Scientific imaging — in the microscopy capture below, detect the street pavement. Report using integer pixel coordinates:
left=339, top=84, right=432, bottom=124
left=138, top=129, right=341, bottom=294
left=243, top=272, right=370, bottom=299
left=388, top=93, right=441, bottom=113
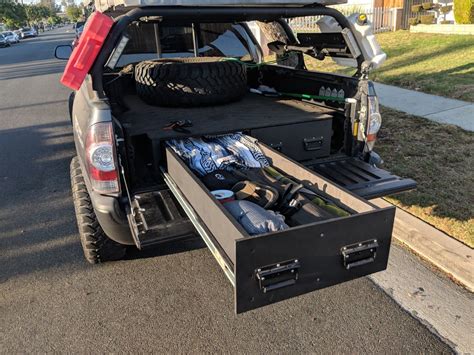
left=0, top=28, right=452, bottom=353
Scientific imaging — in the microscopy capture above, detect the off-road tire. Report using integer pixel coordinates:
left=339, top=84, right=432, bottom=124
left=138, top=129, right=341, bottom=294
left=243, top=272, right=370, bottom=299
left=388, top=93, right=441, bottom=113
left=134, top=57, right=247, bottom=107
left=70, top=156, right=127, bottom=264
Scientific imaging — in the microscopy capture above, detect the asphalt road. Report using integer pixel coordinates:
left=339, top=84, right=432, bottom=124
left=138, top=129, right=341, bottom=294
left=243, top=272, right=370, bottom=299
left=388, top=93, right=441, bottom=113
left=0, top=28, right=452, bottom=353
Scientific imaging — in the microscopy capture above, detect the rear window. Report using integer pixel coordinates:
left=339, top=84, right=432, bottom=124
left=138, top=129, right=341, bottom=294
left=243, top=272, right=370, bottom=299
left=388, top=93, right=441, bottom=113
left=121, top=22, right=256, bottom=62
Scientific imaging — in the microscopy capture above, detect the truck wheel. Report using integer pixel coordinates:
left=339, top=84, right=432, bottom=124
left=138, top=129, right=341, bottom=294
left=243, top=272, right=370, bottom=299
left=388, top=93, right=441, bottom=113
left=70, top=157, right=127, bottom=264
left=134, top=57, right=247, bottom=107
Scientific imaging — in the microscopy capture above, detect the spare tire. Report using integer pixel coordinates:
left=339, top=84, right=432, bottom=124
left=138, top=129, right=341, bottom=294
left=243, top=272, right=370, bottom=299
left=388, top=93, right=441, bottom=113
left=134, top=57, right=247, bottom=107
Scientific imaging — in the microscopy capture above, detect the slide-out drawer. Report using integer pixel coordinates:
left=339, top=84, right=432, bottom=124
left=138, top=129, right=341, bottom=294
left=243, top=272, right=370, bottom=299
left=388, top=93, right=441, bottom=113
left=164, top=144, right=395, bottom=313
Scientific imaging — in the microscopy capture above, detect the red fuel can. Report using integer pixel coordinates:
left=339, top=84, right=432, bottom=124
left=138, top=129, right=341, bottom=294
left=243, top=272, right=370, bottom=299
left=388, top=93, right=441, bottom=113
left=60, top=11, right=114, bottom=90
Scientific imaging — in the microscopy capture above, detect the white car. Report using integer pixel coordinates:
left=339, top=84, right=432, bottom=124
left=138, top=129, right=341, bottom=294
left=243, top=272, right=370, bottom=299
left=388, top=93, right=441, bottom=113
left=2, top=31, right=20, bottom=44
left=19, top=27, right=37, bottom=38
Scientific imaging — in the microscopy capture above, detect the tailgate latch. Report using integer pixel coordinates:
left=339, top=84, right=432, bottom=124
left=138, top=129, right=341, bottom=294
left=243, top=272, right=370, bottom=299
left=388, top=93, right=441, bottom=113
left=341, top=239, right=378, bottom=269
left=255, top=259, right=300, bottom=293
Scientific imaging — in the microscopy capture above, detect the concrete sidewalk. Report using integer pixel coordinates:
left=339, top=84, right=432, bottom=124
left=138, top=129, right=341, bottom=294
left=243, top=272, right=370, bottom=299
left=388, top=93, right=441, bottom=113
left=375, top=83, right=474, bottom=132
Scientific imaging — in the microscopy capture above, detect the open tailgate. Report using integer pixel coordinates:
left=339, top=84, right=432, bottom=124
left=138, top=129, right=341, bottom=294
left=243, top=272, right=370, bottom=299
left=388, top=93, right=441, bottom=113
left=309, top=157, right=416, bottom=200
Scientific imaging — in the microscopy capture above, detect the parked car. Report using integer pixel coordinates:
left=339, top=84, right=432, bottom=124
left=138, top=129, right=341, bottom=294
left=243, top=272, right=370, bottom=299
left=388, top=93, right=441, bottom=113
left=0, top=33, right=11, bottom=47
left=19, top=27, right=37, bottom=38
left=56, top=1, right=416, bottom=314
left=2, top=31, right=20, bottom=44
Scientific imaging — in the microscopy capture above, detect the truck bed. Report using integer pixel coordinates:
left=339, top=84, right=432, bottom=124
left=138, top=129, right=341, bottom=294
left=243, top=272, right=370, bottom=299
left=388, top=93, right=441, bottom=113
left=119, top=93, right=336, bottom=141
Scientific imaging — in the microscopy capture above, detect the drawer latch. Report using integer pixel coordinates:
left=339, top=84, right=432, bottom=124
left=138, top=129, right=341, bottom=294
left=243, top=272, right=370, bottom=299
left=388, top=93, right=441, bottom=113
left=341, top=239, right=378, bottom=270
left=255, top=259, right=300, bottom=293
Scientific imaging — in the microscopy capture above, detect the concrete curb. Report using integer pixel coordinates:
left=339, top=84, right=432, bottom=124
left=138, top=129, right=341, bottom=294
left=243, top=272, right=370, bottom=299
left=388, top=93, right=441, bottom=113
left=372, top=198, right=474, bottom=292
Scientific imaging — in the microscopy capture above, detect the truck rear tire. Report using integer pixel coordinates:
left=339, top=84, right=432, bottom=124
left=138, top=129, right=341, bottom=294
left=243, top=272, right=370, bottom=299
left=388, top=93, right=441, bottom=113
left=134, top=57, right=247, bottom=107
left=70, top=157, right=127, bottom=264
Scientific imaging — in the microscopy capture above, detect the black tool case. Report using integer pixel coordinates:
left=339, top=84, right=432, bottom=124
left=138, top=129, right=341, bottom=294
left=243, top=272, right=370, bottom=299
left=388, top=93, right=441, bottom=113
left=163, top=142, right=396, bottom=314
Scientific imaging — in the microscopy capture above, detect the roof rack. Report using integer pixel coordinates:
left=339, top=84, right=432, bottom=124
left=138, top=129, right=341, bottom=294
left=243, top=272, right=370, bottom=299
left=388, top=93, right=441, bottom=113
left=88, top=0, right=347, bottom=14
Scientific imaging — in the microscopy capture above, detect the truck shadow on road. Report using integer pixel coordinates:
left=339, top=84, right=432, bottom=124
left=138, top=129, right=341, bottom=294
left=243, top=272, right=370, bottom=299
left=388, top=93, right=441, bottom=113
left=0, top=120, right=84, bottom=282
left=125, top=236, right=206, bottom=261
left=0, top=119, right=207, bottom=282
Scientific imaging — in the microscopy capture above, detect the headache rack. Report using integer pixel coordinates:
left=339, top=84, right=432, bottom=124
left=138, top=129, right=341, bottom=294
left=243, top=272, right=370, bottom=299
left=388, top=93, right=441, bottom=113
left=87, top=0, right=347, bottom=13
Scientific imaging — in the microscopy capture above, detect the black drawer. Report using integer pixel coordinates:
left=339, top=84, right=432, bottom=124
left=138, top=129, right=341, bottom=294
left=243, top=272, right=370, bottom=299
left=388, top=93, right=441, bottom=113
left=251, top=120, right=332, bottom=161
left=164, top=143, right=395, bottom=313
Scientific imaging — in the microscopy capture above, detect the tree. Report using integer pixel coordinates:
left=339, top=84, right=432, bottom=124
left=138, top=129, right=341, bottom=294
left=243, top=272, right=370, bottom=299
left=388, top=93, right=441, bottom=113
left=454, top=0, right=474, bottom=23
left=65, top=4, right=82, bottom=22
left=40, top=0, right=55, bottom=12
left=0, top=1, right=27, bottom=29
left=47, top=14, right=62, bottom=25
left=25, top=4, right=51, bottom=25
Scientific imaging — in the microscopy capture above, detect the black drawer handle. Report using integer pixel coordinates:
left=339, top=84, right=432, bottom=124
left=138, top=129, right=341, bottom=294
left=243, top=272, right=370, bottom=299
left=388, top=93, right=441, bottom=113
left=341, top=240, right=378, bottom=270
left=303, top=137, right=323, bottom=151
left=255, top=259, right=300, bottom=293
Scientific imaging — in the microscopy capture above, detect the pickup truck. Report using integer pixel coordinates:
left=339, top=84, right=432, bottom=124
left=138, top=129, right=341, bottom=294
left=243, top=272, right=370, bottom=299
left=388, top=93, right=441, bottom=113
left=55, top=0, right=416, bottom=313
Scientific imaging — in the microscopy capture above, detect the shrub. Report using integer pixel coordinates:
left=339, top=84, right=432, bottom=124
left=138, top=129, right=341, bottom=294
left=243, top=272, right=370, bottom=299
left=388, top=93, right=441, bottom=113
left=412, top=4, right=423, bottom=12
left=422, top=2, right=434, bottom=9
left=409, top=17, right=420, bottom=25
left=420, top=14, right=436, bottom=23
left=454, top=0, right=474, bottom=23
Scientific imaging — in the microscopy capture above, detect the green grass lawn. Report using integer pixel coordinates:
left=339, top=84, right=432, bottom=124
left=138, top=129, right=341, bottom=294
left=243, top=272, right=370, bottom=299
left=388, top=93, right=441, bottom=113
left=377, top=107, right=474, bottom=247
left=306, top=31, right=474, bottom=102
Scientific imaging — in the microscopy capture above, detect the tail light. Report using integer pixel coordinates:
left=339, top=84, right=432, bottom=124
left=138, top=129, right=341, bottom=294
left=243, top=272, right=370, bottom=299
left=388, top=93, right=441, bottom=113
left=365, top=95, right=382, bottom=151
left=85, top=122, right=120, bottom=194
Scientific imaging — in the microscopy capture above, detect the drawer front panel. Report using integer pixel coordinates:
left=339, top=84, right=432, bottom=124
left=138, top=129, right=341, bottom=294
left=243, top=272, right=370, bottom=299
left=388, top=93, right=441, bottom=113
left=235, top=207, right=395, bottom=313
